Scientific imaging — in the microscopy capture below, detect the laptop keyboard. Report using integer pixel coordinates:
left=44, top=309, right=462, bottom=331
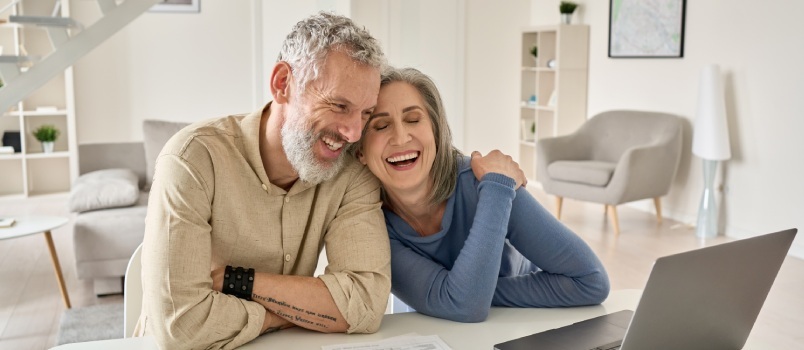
left=590, top=339, right=623, bottom=350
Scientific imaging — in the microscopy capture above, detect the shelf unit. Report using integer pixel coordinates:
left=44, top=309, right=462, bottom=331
left=0, top=0, right=77, bottom=198
left=519, top=25, right=589, bottom=183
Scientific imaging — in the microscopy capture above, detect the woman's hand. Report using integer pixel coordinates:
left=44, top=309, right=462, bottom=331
left=470, top=150, right=527, bottom=189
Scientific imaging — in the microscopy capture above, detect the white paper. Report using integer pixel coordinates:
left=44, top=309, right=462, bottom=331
left=322, top=334, right=452, bottom=350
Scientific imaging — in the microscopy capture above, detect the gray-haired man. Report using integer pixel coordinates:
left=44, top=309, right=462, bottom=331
left=136, top=12, right=390, bottom=349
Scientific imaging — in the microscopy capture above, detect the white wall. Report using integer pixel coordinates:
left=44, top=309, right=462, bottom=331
left=463, top=0, right=531, bottom=155
left=72, top=1, right=256, bottom=143
left=531, top=0, right=804, bottom=257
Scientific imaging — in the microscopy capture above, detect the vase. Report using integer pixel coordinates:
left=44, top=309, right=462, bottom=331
left=561, top=13, right=572, bottom=24
left=42, top=141, right=54, bottom=153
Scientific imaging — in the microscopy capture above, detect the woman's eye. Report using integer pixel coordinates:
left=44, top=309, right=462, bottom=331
left=373, top=124, right=388, bottom=131
left=406, top=118, right=420, bottom=124
left=332, top=104, right=347, bottom=112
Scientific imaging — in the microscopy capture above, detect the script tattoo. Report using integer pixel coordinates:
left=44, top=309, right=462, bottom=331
left=252, top=293, right=337, bottom=329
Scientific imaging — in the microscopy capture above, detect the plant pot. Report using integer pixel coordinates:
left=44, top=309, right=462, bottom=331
left=561, top=13, right=572, bottom=24
left=42, top=141, right=54, bottom=153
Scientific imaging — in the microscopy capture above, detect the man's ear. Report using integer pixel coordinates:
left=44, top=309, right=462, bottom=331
left=270, top=62, right=293, bottom=104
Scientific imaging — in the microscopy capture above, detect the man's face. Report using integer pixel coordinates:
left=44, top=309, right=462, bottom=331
left=281, top=50, right=381, bottom=184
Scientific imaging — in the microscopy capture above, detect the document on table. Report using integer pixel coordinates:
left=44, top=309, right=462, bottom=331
left=321, top=334, right=452, bottom=350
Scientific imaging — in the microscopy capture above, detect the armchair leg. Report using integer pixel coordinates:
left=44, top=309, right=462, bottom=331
left=653, top=197, right=663, bottom=224
left=555, top=196, right=564, bottom=220
left=606, top=205, right=621, bottom=235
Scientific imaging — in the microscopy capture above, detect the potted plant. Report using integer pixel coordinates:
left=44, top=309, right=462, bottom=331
left=559, top=1, right=578, bottom=24
left=530, top=45, right=538, bottom=64
left=32, top=124, right=60, bottom=153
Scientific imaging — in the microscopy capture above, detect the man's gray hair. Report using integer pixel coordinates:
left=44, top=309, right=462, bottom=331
left=278, top=12, right=386, bottom=93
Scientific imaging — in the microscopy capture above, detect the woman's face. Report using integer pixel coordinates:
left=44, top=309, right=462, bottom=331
left=359, top=81, right=437, bottom=195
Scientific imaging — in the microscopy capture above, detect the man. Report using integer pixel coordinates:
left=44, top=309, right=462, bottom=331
left=136, top=13, right=390, bottom=349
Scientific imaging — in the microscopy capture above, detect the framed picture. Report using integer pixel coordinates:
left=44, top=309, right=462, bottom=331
left=608, top=0, right=686, bottom=58
left=150, top=0, right=200, bottom=13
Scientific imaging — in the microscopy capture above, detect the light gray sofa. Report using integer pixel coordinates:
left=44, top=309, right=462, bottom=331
left=71, top=120, right=188, bottom=295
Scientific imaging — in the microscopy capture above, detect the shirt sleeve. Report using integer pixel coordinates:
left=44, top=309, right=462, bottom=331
left=492, top=187, right=610, bottom=307
left=389, top=173, right=517, bottom=322
left=141, top=152, right=265, bottom=350
left=317, top=164, right=391, bottom=334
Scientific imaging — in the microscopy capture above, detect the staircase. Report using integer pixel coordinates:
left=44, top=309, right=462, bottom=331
left=0, top=0, right=161, bottom=113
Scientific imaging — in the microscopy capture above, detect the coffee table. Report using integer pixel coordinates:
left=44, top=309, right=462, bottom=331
left=0, top=215, right=72, bottom=308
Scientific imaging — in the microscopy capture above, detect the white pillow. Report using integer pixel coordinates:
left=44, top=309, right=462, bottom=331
left=69, top=169, right=140, bottom=213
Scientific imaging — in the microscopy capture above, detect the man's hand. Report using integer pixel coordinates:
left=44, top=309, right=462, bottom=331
left=470, top=150, right=527, bottom=189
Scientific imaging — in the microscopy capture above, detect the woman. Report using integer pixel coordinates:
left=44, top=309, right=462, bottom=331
left=355, top=67, right=610, bottom=322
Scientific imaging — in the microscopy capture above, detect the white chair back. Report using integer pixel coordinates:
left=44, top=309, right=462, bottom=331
left=123, top=243, right=143, bottom=337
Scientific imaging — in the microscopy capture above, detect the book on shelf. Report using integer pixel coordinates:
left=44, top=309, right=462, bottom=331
left=0, top=218, right=16, bottom=228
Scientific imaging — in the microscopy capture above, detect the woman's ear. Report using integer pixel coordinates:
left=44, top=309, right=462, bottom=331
left=356, top=149, right=367, bottom=165
left=270, top=62, right=293, bottom=104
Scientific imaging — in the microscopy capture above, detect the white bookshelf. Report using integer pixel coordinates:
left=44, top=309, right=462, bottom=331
left=519, top=25, right=589, bottom=183
left=0, top=0, right=77, bottom=198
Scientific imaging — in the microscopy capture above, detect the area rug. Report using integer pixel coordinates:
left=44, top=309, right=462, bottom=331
left=56, top=303, right=124, bottom=345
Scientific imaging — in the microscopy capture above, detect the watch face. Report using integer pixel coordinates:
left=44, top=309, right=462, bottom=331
left=547, top=59, right=556, bottom=69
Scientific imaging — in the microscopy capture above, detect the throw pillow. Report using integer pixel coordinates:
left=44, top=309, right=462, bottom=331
left=69, top=169, right=140, bottom=213
left=142, top=120, right=190, bottom=190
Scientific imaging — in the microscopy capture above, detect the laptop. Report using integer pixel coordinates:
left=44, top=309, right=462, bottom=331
left=494, top=228, right=797, bottom=350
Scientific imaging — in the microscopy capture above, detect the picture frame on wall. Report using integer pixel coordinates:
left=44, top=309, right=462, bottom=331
left=608, top=0, right=686, bottom=58
left=150, top=0, right=200, bottom=13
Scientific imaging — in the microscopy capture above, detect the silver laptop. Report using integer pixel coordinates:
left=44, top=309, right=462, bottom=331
left=494, top=228, right=797, bottom=350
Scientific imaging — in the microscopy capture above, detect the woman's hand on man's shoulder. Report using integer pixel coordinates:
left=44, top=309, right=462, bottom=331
left=469, top=150, right=527, bottom=189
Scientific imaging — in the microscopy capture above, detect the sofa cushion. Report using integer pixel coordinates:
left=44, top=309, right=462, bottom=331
left=142, top=120, right=190, bottom=190
left=69, top=169, right=140, bottom=213
left=547, top=160, right=616, bottom=187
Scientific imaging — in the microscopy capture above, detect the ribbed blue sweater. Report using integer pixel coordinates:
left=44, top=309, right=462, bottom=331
left=385, top=157, right=610, bottom=322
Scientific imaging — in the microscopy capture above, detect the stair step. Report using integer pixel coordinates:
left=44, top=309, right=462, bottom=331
left=0, top=55, right=39, bottom=63
left=9, top=15, right=82, bottom=29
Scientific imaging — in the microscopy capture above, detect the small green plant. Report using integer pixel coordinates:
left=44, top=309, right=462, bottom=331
left=32, top=124, right=60, bottom=142
left=559, top=1, right=578, bottom=14
left=530, top=46, right=538, bottom=58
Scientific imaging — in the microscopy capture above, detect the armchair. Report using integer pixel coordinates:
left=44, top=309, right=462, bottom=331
left=536, top=110, right=683, bottom=235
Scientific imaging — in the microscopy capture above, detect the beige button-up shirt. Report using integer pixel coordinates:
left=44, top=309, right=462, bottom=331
left=136, top=104, right=391, bottom=349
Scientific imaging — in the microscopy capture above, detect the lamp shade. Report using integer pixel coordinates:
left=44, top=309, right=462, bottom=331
left=692, top=64, right=731, bottom=160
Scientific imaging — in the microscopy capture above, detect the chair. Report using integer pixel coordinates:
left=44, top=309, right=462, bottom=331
left=123, top=243, right=143, bottom=337
left=536, top=110, right=683, bottom=235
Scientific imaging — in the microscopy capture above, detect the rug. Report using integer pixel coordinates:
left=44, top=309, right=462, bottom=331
left=56, top=303, right=124, bottom=345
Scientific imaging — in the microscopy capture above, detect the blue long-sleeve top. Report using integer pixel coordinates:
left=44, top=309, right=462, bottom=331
left=385, top=157, right=610, bottom=322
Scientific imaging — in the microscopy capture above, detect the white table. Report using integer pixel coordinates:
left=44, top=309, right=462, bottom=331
left=1, top=215, right=71, bottom=309
left=52, top=290, right=642, bottom=349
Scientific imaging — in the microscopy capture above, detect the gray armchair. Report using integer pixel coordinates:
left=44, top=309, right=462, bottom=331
left=536, top=110, right=683, bottom=235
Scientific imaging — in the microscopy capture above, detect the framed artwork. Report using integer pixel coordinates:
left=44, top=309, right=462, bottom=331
left=150, top=0, right=200, bottom=13
left=608, top=0, right=686, bottom=58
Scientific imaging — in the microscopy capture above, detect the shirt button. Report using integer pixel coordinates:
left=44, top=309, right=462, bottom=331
left=285, top=197, right=290, bottom=203
left=284, top=254, right=291, bottom=262
left=261, top=183, right=268, bottom=191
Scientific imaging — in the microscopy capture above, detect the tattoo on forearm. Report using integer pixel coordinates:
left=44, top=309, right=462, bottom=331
left=253, top=293, right=338, bottom=329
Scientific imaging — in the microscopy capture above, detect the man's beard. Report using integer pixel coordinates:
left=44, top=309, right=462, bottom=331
left=281, top=111, right=348, bottom=185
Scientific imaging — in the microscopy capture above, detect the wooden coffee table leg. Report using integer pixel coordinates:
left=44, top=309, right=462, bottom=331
left=43, top=230, right=72, bottom=309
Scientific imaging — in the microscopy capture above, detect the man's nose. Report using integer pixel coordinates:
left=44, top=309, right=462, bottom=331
left=338, top=111, right=364, bottom=143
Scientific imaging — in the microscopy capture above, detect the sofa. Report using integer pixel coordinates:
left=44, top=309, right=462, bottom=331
left=71, top=120, right=188, bottom=295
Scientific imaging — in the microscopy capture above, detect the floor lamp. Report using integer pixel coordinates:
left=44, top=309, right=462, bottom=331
left=692, top=64, right=731, bottom=238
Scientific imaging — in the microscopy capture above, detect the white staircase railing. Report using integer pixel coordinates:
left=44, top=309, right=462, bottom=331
left=0, top=0, right=161, bottom=113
